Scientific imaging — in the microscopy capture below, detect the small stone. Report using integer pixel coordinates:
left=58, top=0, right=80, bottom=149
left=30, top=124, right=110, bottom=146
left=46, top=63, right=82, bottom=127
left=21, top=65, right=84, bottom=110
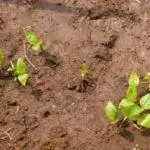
left=135, top=144, right=139, bottom=147
left=52, top=105, right=56, bottom=109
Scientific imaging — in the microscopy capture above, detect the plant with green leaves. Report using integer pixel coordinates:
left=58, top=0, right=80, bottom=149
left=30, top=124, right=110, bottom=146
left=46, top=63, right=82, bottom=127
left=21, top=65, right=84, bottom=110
left=105, top=72, right=150, bottom=128
left=81, top=63, right=89, bottom=78
left=24, top=29, right=42, bottom=51
left=8, top=58, right=28, bottom=86
left=0, top=49, right=4, bottom=66
left=143, top=72, right=150, bottom=91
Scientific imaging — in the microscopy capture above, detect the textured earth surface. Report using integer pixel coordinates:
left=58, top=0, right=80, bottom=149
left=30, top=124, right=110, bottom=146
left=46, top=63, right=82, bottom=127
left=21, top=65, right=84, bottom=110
left=0, top=0, right=150, bottom=150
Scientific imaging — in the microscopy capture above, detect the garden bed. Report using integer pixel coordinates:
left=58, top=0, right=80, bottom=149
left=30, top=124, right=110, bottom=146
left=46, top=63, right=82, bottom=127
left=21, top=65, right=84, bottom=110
left=0, top=0, right=150, bottom=149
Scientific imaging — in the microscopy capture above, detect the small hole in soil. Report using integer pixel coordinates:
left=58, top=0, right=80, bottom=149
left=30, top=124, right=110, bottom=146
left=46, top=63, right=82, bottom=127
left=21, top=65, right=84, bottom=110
left=32, top=87, right=43, bottom=100
left=41, top=110, right=50, bottom=118
left=88, top=5, right=111, bottom=20
left=119, top=129, right=134, bottom=142
left=67, top=76, right=96, bottom=93
left=40, top=51, right=60, bottom=69
left=93, top=48, right=112, bottom=62
left=102, top=35, right=118, bottom=49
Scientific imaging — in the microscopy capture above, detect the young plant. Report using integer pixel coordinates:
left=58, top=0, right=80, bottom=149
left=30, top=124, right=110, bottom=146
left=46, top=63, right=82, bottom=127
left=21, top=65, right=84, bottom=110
left=143, top=72, right=150, bottom=90
left=105, top=72, right=150, bottom=128
left=81, top=63, right=89, bottom=78
left=24, top=29, right=42, bottom=51
left=8, top=58, right=28, bottom=86
left=0, top=49, right=4, bottom=66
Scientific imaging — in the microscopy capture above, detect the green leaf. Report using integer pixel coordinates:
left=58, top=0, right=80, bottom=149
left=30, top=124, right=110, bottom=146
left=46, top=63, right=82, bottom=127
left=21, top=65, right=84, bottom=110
left=126, top=85, right=137, bottom=102
left=119, top=99, right=134, bottom=117
left=24, top=30, right=38, bottom=45
left=24, top=29, right=42, bottom=51
left=140, top=94, right=150, bottom=110
left=144, top=73, right=150, bottom=81
left=18, top=74, right=28, bottom=86
left=7, top=61, right=15, bottom=72
left=119, top=99, right=143, bottom=120
left=81, top=63, right=89, bottom=77
left=0, top=49, right=4, bottom=65
left=32, top=44, right=41, bottom=51
left=128, top=105, right=144, bottom=120
left=137, top=113, right=150, bottom=128
left=16, top=58, right=26, bottom=75
left=105, top=101, right=118, bottom=122
left=129, top=72, right=139, bottom=87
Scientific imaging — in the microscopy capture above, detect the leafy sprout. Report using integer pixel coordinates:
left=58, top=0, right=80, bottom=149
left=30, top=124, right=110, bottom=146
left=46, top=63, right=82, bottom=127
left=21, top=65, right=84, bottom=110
left=8, top=58, right=28, bottom=86
left=144, top=73, right=150, bottom=81
left=81, top=63, right=89, bottom=78
left=105, top=72, right=150, bottom=128
left=105, top=101, right=118, bottom=123
left=143, top=72, right=150, bottom=90
left=0, top=49, right=4, bottom=66
left=24, top=29, right=42, bottom=51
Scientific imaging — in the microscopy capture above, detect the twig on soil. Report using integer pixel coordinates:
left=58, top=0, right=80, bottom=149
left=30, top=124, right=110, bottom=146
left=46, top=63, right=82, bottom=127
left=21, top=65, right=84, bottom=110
left=0, top=128, right=19, bottom=150
left=101, top=117, right=141, bottom=144
left=102, top=117, right=127, bottom=143
left=0, top=128, right=14, bottom=141
left=23, top=43, right=38, bottom=71
left=16, top=105, right=20, bottom=113
left=130, top=121, right=141, bottom=130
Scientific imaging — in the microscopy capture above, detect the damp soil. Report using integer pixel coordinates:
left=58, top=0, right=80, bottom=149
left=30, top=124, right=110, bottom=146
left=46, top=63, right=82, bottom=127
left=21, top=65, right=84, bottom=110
left=1, top=0, right=150, bottom=150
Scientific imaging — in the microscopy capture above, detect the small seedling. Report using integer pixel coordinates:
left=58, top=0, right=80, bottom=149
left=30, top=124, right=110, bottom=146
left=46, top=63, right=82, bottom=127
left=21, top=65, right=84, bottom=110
left=24, top=29, right=42, bottom=51
left=8, top=58, right=28, bottom=86
left=81, top=63, right=89, bottom=78
left=105, top=72, right=150, bottom=128
left=0, top=49, right=4, bottom=66
left=143, top=72, right=150, bottom=90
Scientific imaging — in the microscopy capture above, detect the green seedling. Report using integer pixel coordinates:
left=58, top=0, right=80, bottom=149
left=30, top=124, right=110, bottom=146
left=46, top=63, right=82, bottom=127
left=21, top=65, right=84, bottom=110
left=0, top=49, right=4, bottom=66
left=143, top=72, right=150, bottom=90
left=105, top=101, right=118, bottom=123
left=81, top=63, right=89, bottom=78
left=105, top=72, right=150, bottom=128
left=8, top=58, right=28, bottom=86
left=24, top=29, right=42, bottom=51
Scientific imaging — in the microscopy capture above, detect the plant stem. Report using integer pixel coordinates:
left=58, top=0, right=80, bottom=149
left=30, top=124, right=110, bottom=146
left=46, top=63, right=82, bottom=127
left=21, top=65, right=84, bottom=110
left=102, top=117, right=127, bottom=143
left=130, top=121, right=141, bottom=130
left=23, top=43, right=38, bottom=71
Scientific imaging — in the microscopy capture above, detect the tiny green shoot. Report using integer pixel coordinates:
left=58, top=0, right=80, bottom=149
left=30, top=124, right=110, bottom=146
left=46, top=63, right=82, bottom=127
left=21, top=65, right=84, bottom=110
left=105, top=72, right=150, bottom=128
left=0, top=49, right=4, bottom=66
left=8, top=58, right=28, bottom=86
left=81, top=63, right=89, bottom=78
left=143, top=72, right=150, bottom=90
left=24, top=29, right=42, bottom=51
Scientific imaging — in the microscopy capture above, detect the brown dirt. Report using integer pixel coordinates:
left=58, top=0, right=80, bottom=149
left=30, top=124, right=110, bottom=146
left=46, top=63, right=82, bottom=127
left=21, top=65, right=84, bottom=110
left=0, top=0, right=150, bottom=150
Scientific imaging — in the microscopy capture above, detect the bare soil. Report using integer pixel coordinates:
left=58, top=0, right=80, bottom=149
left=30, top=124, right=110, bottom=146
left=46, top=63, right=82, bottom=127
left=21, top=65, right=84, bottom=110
left=0, top=0, right=150, bottom=150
